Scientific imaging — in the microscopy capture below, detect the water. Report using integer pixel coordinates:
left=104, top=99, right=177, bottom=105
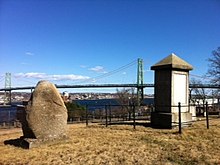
left=0, top=98, right=154, bottom=122
left=0, top=106, right=17, bottom=123
left=75, top=98, right=154, bottom=110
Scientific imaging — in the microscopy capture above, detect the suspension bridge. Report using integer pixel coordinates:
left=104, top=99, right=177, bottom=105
left=0, top=58, right=219, bottom=105
left=0, top=83, right=219, bottom=92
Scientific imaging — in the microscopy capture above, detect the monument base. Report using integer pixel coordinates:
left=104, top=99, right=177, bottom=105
left=19, top=135, right=68, bottom=149
left=4, top=136, right=68, bottom=149
left=151, top=112, right=192, bottom=129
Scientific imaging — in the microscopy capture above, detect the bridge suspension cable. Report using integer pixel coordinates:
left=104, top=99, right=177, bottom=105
left=189, top=74, right=213, bottom=80
left=12, top=74, right=37, bottom=86
left=93, top=60, right=136, bottom=80
left=0, top=77, right=4, bottom=83
left=74, top=59, right=137, bottom=84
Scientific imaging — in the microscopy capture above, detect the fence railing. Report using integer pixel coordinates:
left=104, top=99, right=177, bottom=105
left=71, top=104, right=152, bottom=130
left=171, top=102, right=219, bottom=133
left=0, top=102, right=219, bottom=132
left=0, top=105, right=21, bottom=128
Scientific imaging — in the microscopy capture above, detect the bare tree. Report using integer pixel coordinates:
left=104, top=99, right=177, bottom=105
left=190, top=78, right=211, bottom=115
left=207, top=47, right=220, bottom=84
left=207, top=47, right=220, bottom=108
left=116, top=88, right=137, bottom=120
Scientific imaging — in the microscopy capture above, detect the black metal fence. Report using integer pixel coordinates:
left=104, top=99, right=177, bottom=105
left=0, top=105, right=21, bottom=128
left=68, top=104, right=153, bottom=129
left=172, top=102, right=220, bottom=134
left=0, top=102, right=219, bottom=132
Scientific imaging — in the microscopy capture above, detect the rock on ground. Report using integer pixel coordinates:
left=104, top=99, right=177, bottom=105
left=24, top=80, right=68, bottom=140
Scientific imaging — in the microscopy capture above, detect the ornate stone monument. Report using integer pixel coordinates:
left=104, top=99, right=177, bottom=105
left=21, top=80, right=68, bottom=148
left=151, top=53, right=193, bottom=128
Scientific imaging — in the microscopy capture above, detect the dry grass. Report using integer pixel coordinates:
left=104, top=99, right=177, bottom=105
left=0, top=119, right=220, bottom=165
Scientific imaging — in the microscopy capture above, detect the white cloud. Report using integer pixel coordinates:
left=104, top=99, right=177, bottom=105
left=15, top=72, right=46, bottom=79
left=14, top=72, right=90, bottom=81
left=91, top=78, right=96, bottom=83
left=50, top=74, right=90, bottom=81
left=20, top=62, right=30, bottom=65
left=80, top=65, right=87, bottom=68
left=25, top=52, right=34, bottom=56
left=89, top=66, right=107, bottom=73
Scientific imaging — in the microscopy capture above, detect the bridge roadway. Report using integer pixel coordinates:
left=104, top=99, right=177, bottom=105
left=0, top=83, right=219, bottom=91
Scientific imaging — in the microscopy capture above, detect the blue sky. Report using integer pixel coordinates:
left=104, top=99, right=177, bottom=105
left=0, top=0, right=220, bottom=93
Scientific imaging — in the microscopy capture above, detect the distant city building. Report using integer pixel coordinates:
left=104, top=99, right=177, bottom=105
left=62, top=91, right=70, bottom=102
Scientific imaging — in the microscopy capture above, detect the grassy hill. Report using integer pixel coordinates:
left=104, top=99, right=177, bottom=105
left=0, top=119, right=220, bottom=165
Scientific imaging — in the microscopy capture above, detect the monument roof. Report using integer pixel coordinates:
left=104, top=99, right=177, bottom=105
left=151, top=53, right=193, bottom=71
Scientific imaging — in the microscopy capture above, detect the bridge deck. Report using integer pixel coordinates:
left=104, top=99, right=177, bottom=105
left=0, top=83, right=219, bottom=91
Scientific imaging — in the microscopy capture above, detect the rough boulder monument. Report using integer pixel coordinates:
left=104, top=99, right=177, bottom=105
left=22, top=80, right=68, bottom=148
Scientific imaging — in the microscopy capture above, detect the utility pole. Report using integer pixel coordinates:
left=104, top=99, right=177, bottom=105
left=4, top=72, right=11, bottom=105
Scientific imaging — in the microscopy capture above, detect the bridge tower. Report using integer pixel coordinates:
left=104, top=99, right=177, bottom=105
left=137, top=58, right=144, bottom=103
left=4, top=72, right=11, bottom=105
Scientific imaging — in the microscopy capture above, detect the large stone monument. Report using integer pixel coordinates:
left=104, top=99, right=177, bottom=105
left=21, top=80, right=68, bottom=148
left=151, top=53, right=193, bottom=128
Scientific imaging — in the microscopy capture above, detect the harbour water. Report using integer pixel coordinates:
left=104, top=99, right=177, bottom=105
left=75, top=98, right=154, bottom=110
left=0, top=106, right=17, bottom=123
left=0, top=98, right=154, bottom=123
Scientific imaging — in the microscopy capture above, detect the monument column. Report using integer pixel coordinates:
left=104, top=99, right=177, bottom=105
left=151, top=53, right=193, bottom=128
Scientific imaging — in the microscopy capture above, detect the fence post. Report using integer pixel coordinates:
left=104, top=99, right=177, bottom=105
left=8, top=108, right=11, bottom=129
left=205, top=102, right=209, bottom=129
left=178, top=102, right=181, bottom=134
left=9, top=91, right=12, bottom=105
left=133, top=104, right=136, bottom=130
left=105, top=105, right=108, bottom=127
left=86, top=104, right=88, bottom=127
left=109, top=104, right=111, bottom=123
